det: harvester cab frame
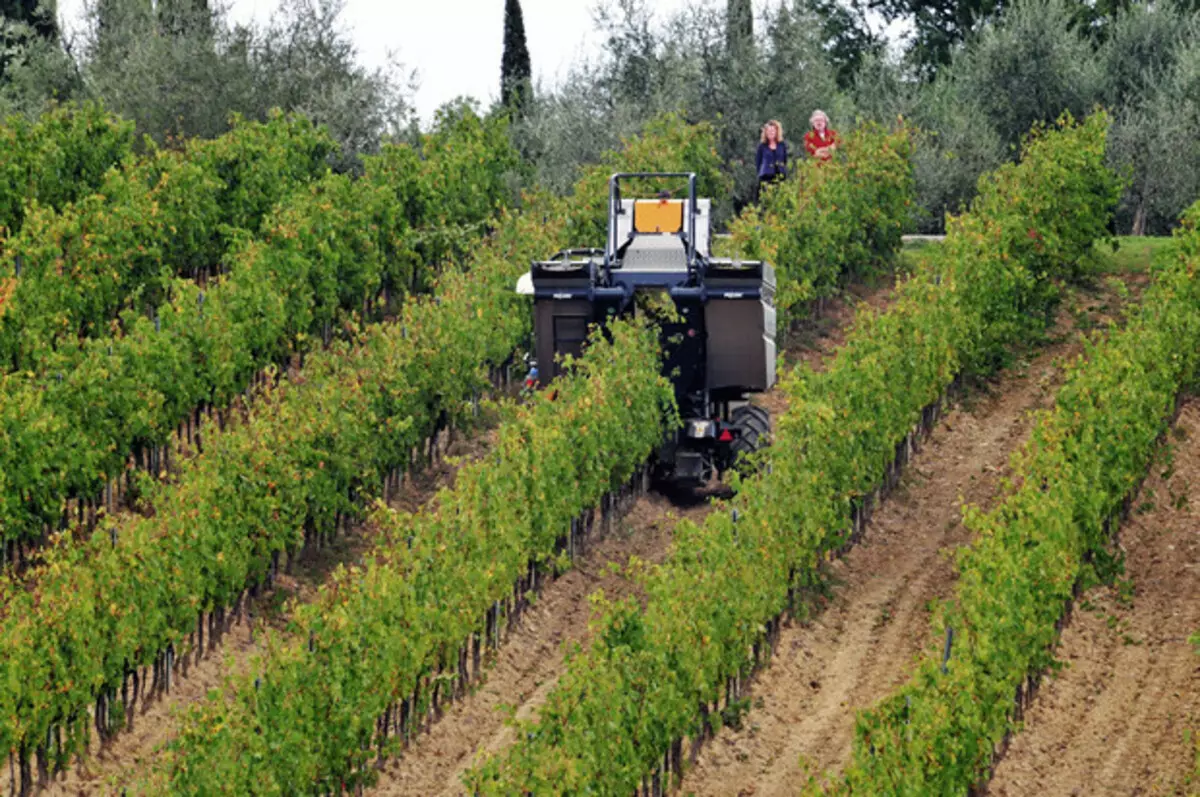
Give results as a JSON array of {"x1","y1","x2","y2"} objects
[{"x1": 516, "y1": 172, "x2": 777, "y2": 485}]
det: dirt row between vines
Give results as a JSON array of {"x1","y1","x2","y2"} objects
[
  {"x1": 40, "y1": 427, "x2": 497, "y2": 796},
  {"x1": 365, "y1": 279, "x2": 899, "y2": 797},
  {"x1": 677, "y1": 273, "x2": 1146, "y2": 797},
  {"x1": 366, "y1": 491, "x2": 705, "y2": 796},
  {"x1": 986, "y1": 400, "x2": 1200, "y2": 797}
]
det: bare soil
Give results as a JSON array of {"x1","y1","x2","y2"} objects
[
  {"x1": 986, "y1": 402, "x2": 1200, "y2": 797},
  {"x1": 42, "y1": 623, "x2": 260, "y2": 796},
  {"x1": 362, "y1": 278, "x2": 901, "y2": 797},
  {"x1": 31, "y1": 270, "x2": 1141, "y2": 797},
  {"x1": 675, "y1": 277, "x2": 1142, "y2": 797},
  {"x1": 783, "y1": 275, "x2": 897, "y2": 371},
  {"x1": 678, "y1": 343, "x2": 1071, "y2": 796},
  {"x1": 368, "y1": 492, "x2": 712, "y2": 797}
]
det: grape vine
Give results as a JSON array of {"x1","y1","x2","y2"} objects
[
  {"x1": 827, "y1": 197, "x2": 1200, "y2": 795},
  {"x1": 0, "y1": 102, "x2": 135, "y2": 243},
  {"x1": 0, "y1": 113, "x2": 724, "y2": 790},
  {"x1": 0, "y1": 107, "x2": 516, "y2": 560},
  {"x1": 152, "y1": 319, "x2": 675, "y2": 795},
  {"x1": 465, "y1": 112, "x2": 1121, "y2": 795}
]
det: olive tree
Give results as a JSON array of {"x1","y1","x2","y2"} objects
[
  {"x1": 512, "y1": 0, "x2": 845, "y2": 213},
  {"x1": 1110, "y1": 36, "x2": 1200, "y2": 233},
  {"x1": 851, "y1": 54, "x2": 1004, "y2": 231},
  {"x1": 1101, "y1": 2, "x2": 1200, "y2": 232},
  {"x1": 954, "y1": 0, "x2": 1102, "y2": 151},
  {"x1": 76, "y1": 0, "x2": 411, "y2": 166}
]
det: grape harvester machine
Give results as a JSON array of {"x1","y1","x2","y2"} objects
[{"x1": 516, "y1": 172, "x2": 776, "y2": 484}]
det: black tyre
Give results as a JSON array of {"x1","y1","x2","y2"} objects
[{"x1": 728, "y1": 403, "x2": 771, "y2": 468}]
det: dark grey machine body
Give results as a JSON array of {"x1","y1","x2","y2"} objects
[{"x1": 518, "y1": 173, "x2": 777, "y2": 484}]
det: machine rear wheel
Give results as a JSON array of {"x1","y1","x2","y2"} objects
[{"x1": 728, "y1": 403, "x2": 771, "y2": 468}]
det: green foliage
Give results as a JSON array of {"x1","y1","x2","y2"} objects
[
  {"x1": 1108, "y1": 28, "x2": 1200, "y2": 234},
  {"x1": 0, "y1": 112, "x2": 334, "y2": 370},
  {"x1": 869, "y1": 0, "x2": 1154, "y2": 80},
  {"x1": 803, "y1": 0, "x2": 885, "y2": 89},
  {"x1": 727, "y1": 0, "x2": 754, "y2": 54},
  {"x1": 1097, "y1": 2, "x2": 1199, "y2": 109},
  {"x1": 567, "y1": 112, "x2": 731, "y2": 244},
  {"x1": 466, "y1": 112, "x2": 1117, "y2": 796},
  {"x1": 850, "y1": 1, "x2": 1200, "y2": 235},
  {"x1": 399, "y1": 99, "x2": 523, "y2": 268},
  {"x1": 151, "y1": 318, "x2": 674, "y2": 795},
  {"x1": 0, "y1": 106, "x2": 516, "y2": 554},
  {"x1": 511, "y1": 2, "x2": 844, "y2": 212},
  {"x1": 831, "y1": 194, "x2": 1200, "y2": 797},
  {"x1": 0, "y1": 102, "x2": 134, "y2": 239},
  {"x1": 80, "y1": 0, "x2": 412, "y2": 161},
  {"x1": 0, "y1": 118, "x2": 683, "y2": 785},
  {"x1": 0, "y1": 173, "x2": 544, "y2": 784},
  {"x1": 955, "y1": 0, "x2": 1102, "y2": 152},
  {"x1": 155, "y1": 0, "x2": 214, "y2": 39},
  {"x1": 853, "y1": 65, "x2": 1007, "y2": 232},
  {"x1": 870, "y1": 0, "x2": 1006, "y2": 79},
  {"x1": 0, "y1": 0, "x2": 58, "y2": 84},
  {"x1": 946, "y1": 112, "x2": 1121, "y2": 372},
  {"x1": 0, "y1": 0, "x2": 57, "y2": 40},
  {"x1": 728, "y1": 123, "x2": 914, "y2": 318}
]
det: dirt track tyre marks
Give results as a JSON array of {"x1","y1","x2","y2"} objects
[
  {"x1": 32, "y1": 281, "x2": 896, "y2": 795},
  {"x1": 987, "y1": 402, "x2": 1200, "y2": 797},
  {"x1": 679, "y1": 339, "x2": 1075, "y2": 797},
  {"x1": 37, "y1": 622, "x2": 258, "y2": 796},
  {"x1": 366, "y1": 282, "x2": 902, "y2": 796}
]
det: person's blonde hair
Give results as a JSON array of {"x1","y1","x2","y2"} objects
[
  {"x1": 760, "y1": 119, "x2": 784, "y2": 144},
  {"x1": 810, "y1": 109, "x2": 830, "y2": 128}
]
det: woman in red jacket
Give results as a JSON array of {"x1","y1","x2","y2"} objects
[{"x1": 804, "y1": 110, "x2": 838, "y2": 162}]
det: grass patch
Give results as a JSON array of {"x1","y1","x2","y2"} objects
[
  {"x1": 1093, "y1": 235, "x2": 1174, "y2": 274},
  {"x1": 898, "y1": 236, "x2": 942, "y2": 275}
]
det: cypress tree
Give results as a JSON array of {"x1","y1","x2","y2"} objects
[
  {"x1": 500, "y1": 0, "x2": 532, "y2": 115},
  {"x1": 727, "y1": 0, "x2": 753, "y2": 55}
]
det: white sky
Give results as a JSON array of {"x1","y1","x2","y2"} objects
[{"x1": 58, "y1": 0, "x2": 698, "y2": 122}]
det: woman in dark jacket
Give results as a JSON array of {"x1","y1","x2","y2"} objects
[{"x1": 755, "y1": 119, "x2": 788, "y2": 190}]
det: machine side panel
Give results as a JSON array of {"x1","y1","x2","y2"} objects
[
  {"x1": 534, "y1": 299, "x2": 594, "y2": 380},
  {"x1": 705, "y1": 299, "x2": 776, "y2": 392},
  {"x1": 763, "y1": 302, "x2": 777, "y2": 389}
]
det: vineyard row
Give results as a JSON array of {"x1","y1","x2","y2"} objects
[
  {"x1": 149, "y1": 122, "x2": 915, "y2": 794},
  {"x1": 829, "y1": 197, "x2": 1200, "y2": 794},
  {"x1": 0, "y1": 108, "x2": 516, "y2": 557},
  {"x1": 150, "y1": 319, "x2": 674, "y2": 794},
  {"x1": 467, "y1": 112, "x2": 1122, "y2": 794},
  {"x1": 0, "y1": 102, "x2": 134, "y2": 245},
  {"x1": 1, "y1": 111, "x2": 333, "y2": 370},
  {"x1": 0, "y1": 115, "x2": 730, "y2": 792}
]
